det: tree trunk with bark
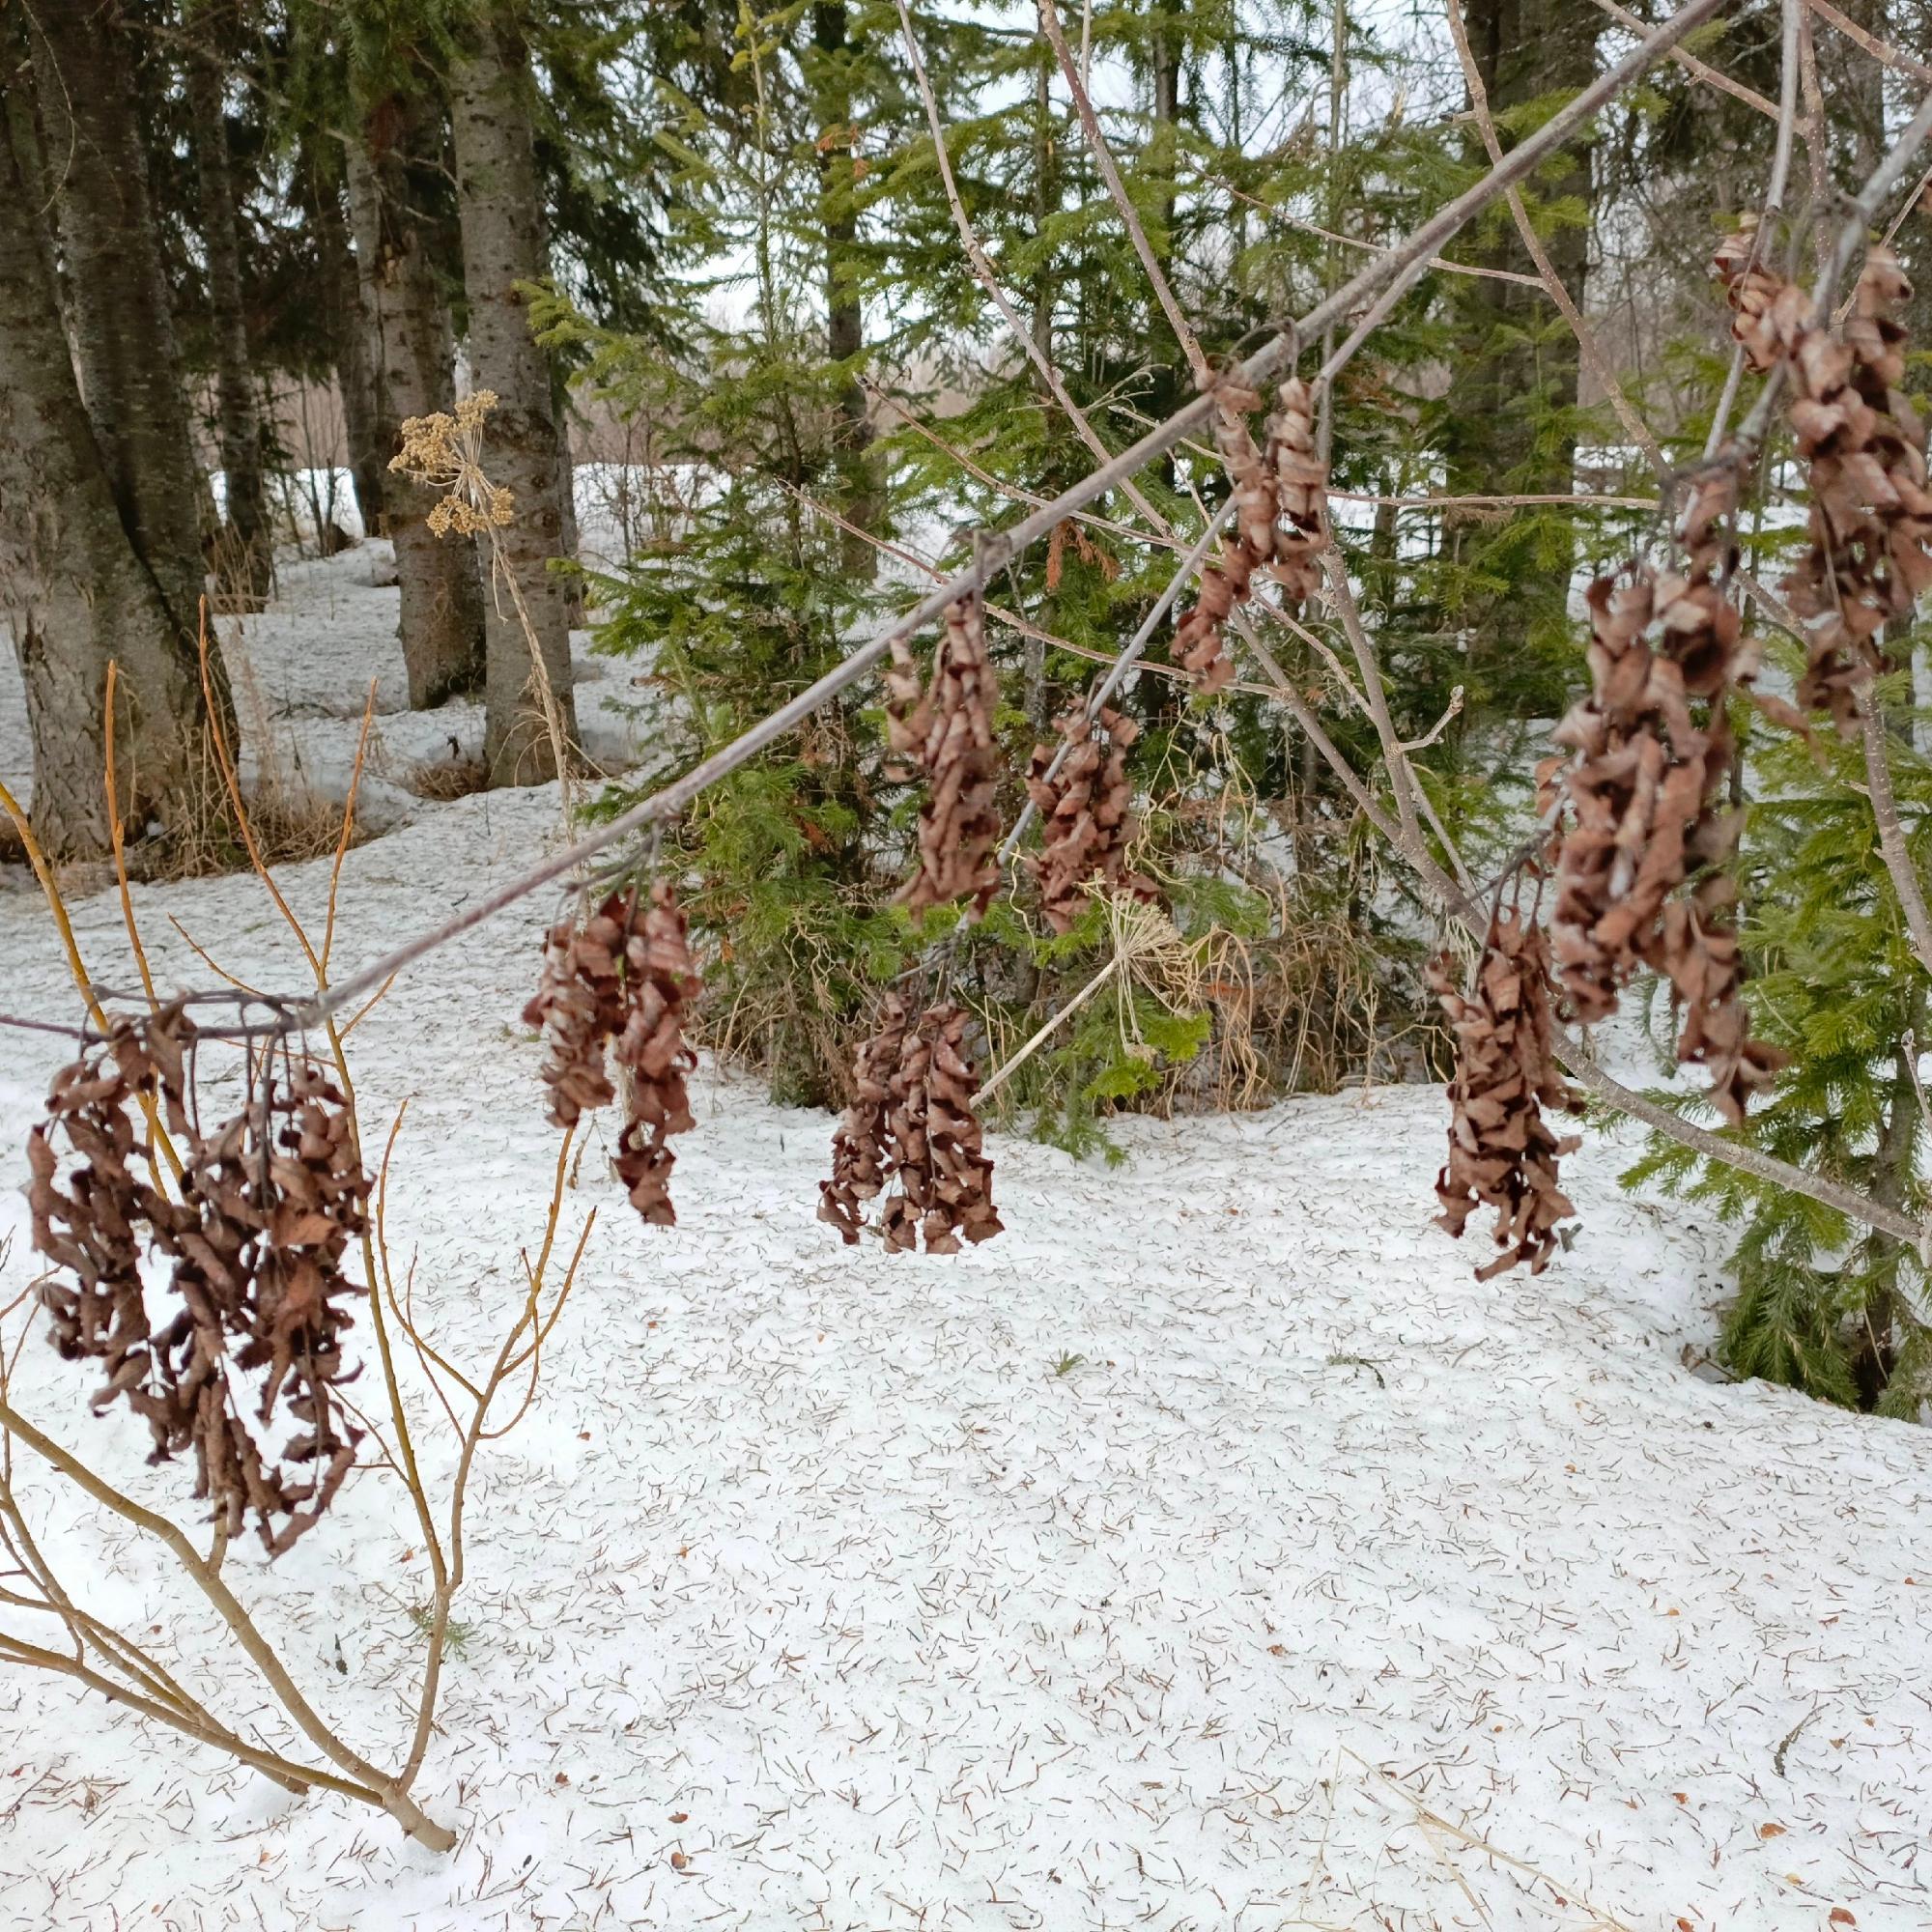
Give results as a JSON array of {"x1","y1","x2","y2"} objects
[
  {"x1": 812, "y1": 2, "x2": 880, "y2": 578},
  {"x1": 27, "y1": 1, "x2": 211, "y2": 646},
  {"x1": 1445, "y1": 0, "x2": 1600, "y2": 676},
  {"x1": 186, "y1": 45, "x2": 271, "y2": 608},
  {"x1": 449, "y1": 10, "x2": 581, "y2": 784},
  {"x1": 348, "y1": 95, "x2": 486, "y2": 709},
  {"x1": 0, "y1": 93, "x2": 212, "y2": 861},
  {"x1": 305, "y1": 149, "x2": 387, "y2": 541}
]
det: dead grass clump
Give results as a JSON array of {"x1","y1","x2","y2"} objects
[{"x1": 405, "y1": 753, "x2": 492, "y2": 802}]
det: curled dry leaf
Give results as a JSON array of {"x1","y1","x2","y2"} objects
[
  {"x1": 1548, "y1": 471, "x2": 1784, "y2": 1124},
  {"x1": 1783, "y1": 250, "x2": 1932, "y2": 732},
  {"x1": 28, "y1": 1005, "x2": 369, "y2": 1555},
  {"x1": 819, "y1": 997, "x2": 1003, "y2": 1255},
  {"x1": 1024, "y1": 705, "x2": 1158, "y2": 935},
  {"x1": 523, "y1": 885, "x2": 701, "y2": 1224},
  {"x1": 1428, "y1": 912, "x2": 1582, "y2": 1279},
  {"x1": 611, "y1": 884, "x2": 701, "y2": 1226},
  {"x1": 1175, "y1": 371, "x2": 1331, "y2": 693},
  {"x1": 888, "y1": 593, "x2": 1002, "y2": 919}
]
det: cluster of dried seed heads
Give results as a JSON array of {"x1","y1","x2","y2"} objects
[
  {"x1": 524, "y1": 885, "x2": 700, "y2": 1224},
  {"x1": 887, "y1": 592, "x2": 1003, "y2": 919},
  {"x1": 1428, "y1": 912, "x2": 1582, "y2": 1280},
  {"x1": 1548, "y1": 474, "x2": 1784, "y2": 1124},
  {"x1": 28, "y1": 1004, "x2": 368, "y2": 1555},
  {"x1": 820, "y1": 996, "x2": 1003, "y2": 1254},
  {"x1": 1024, "y1": 705, "x2": 1157, "y2": 934}
]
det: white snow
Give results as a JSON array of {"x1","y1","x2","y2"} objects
[{"x1": 2, "y1": 562, "x2": 1930, "y2": 1931}]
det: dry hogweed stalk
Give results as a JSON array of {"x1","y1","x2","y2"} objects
[
  {"x1": 1024, "y1": 704, "x2": 1157, "y2": 935},
  {"x1": 390, "y1": 389, "x2": 516, "y2": 537},
  {"x1": 1428, "y1": 911, "x2": 1582, "y2": 1280},
  {"x1": 524, "y1": 886, "x2": 702, "y2": 1224},
  {"x1": 887, "y1": 591, "x2": 1002, "y2": 918},
  {"x1": 819, "y1": 999, "x2": 1003, "y2": 1255},
  {"x1": 1548, "y1": 473, "x2": 1785, "y2": 1123},
  {"x1": 28, "y1": 1006, "x2": 371, "y2": 1555},
  {"x1": 611, "y1": 884, "x2": 701, "y2": 1226},
  {"x1": 1782, "y1": 249, "x2": 1932, "y2": 732}
]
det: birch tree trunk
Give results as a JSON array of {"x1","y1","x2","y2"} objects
[
  {"x1": 186, "y1": 45, "x2": 271, "y2": 607},
  {"x1": 0, "y1": 91, "x2": 211, "y2": 861},
  {"x1": 348, "y1": 98, "x2": 487, "y2": 709},
  {"x1": 449, "y1": 10, "x2": 580, "y2": 784}
]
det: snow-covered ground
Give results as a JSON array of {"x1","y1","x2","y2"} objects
[{"x1": 2, "y1": 560, "x2": 1931, "y2": 1930}]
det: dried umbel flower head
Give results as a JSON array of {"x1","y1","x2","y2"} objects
[
  {"x1": 1548, "y1": 472, "x2": 1784, "y2": 1124},
  {"x1": 1024, "y1": 704, "x2": 1157, "y2": 935},
  {"x1": 523, "y1": 884, "x2": 702, "y2": 1224},
  {"x1": 888, "y1": 592, "x2": 1003, "y2": 919},
  {"x1": 28, "y1": 1006, "x2": 370, "y2": 1555},
  {"x1": 391, "y1": 388, "x2": 517, "y2": 539},
  {"x1": 1428, "y1": 912, "x2": 1581, "y2": 1280},
  {"x1": 819, "y1": 998, "x2": 1003, "y2": 1254}
]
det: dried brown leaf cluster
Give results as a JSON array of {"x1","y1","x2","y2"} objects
[
  {"x1": 1548, "y1": 478, "x2": 1784, "y2": 1124},
  {"x1": 887, "y1": 593, "x2": 1002, "y2": 919},
  {"x1": 1718, "y1": 232, "x2": 1932, "y2": 732},
  {"x1": 1175, "y1": 374, "x2": 1331, "y2": 691},
  {"x1": 819, "y1": 996, "x2": 1003, "y2": 1254},
  {"x1": 1024, "y1": 705, "x2": 1156, "y2": 934},
  {"x1": 27, "y1": 1005, "x2": 368, "y2": 1554},
  {"x1": 1265, "y1": 377, "x2": 1328, "y2": 604},
  {"x1": 523, "y1": 885, "x2": 700, "y2": 1224},
  {"x1": 1428, "y1": 913, "x2": 1581, "y2": 1280},
  {"x1": 1786, "y1": 254, "x2": 1932, "y2": 730}
]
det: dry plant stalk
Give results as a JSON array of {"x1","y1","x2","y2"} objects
[
  {"x1": 1024, "y1": 704, "x2": 1156, "y2": 934},
  {"x1": 1428, "y1": 910, "x2": 1582, "y2": 1279},
  {"x1": 887, "y1": 591, "x2": 1002, "y2": 918},
  {"x1": 390, "y1": 389, "x2": 575, "y2": 800},
  {"x1": 1548, "y1": 472, "x2": 1785, "y2": 1124},
  {"x1": 1175, "y1": 374, "x2": 1330, "y2": 690},
  {"x1": 820, "y1": 997, "x2": 1003, "y2": 1254},
  {"x1": 1, "y1": 663, "x2": 595, "y2": 1851},
  {"x1": 523, "y1": 884, "x2": 700, "y2": 1224}
]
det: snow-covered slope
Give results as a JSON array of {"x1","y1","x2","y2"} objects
[{"x1": 1, "y1": 568, "x2": 1929, "y2": 1931}]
